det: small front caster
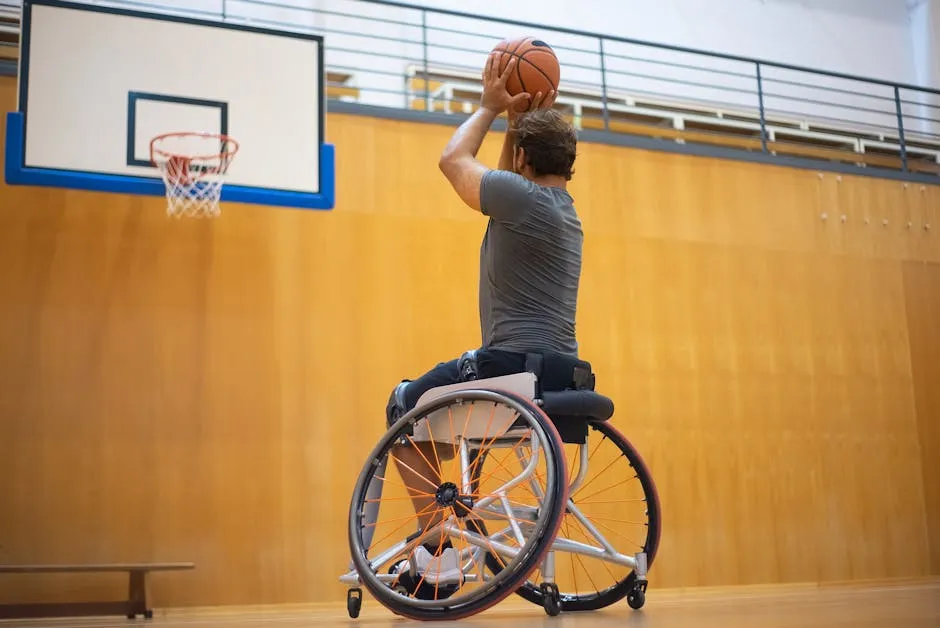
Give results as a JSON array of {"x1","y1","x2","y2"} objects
[
  {"x1": 627, "y1": 581, "x2": 647, "y2": 610},
  {"x1": 143, "y1": 610, "x2": 154, "y2": 620},
  {"x1": 539, "y1": 582, "x2": 561, "y2": 617},
  {"x1": 346, "y1": 587, "x2": 363, "y2": 619}
]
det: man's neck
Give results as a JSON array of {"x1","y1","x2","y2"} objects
[{"x1": 531, "y1": 174, "x2": 567, "y2": 189}]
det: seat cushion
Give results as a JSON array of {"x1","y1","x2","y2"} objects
[{"x1": 541, "y1": 390, "x2": 615, "y2": 423}]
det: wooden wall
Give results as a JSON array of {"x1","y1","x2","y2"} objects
[{"x1": 1, "y1": 73, "x2": 938, "y2": 608}]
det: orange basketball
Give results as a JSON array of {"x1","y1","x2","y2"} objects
[{"x1": 491, "y1": 36, "x2": 560, "y2": 110}]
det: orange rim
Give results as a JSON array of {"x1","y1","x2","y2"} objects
[{"x1": 149, "y1": 132, "x2": 240, "y2": 166}]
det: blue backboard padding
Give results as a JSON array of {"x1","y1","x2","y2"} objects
[{"x1": 4, "y1": 112, "x2": 336, "y2": 210}]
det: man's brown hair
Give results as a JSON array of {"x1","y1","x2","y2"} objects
[{"x1": 514, "y1": 108, "x2": 577, "y2": 181}]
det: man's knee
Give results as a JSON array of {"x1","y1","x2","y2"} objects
[
  {"x1": 386, "y1": 380, "x2": 412, "y2": 427},
  {"x1": 385, "y1": 358, "x2": 466, "y2": 428}
]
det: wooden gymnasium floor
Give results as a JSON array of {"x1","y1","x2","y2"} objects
[{"x1": 4, "y1": 580, "x2": 939, "y2": 628}]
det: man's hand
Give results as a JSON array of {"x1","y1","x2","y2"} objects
[
  {"x1": 480, "y1": 52, "x2": 531, "y2": 115},
  {"x1": 499, "y1": 89, "x2": 556, "y2": 171},
  {"x1": 438, "y1": 57, "x2": 559, "y2": 212},
  {"x1": 507, "y1": 88, "x2": 557, "y2": 128}
]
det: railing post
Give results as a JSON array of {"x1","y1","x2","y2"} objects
[
  {"x1": 421, "y1": 10, "x2": 430, "y2": 112},
  {"x1": 894, "y1": 85, "x2": 908, "y2": 172},
  {"x1": 221, "y1": 0, "x2": 226, "y2": 19},
  {"x1": 755, "y1": 62, "x2": 768, "y2": 153},
  {"x1": 599, "y1": 38, "x2": 609, "y2": 131}
]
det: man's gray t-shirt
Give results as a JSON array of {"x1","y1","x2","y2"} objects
[{"x1": 478, "y1": 169, "x2": 583, "y2": 357}]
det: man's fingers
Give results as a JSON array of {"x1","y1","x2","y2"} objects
[
  {"x1": 498, "y1": 56, "x2": 515, "y2": 84},
  {"x1": 509, "y1": 92, "x2": 531, "y2": 110},
  {"x1": 530, "y1": 89, "x2": 557, "y2": 110},
  {"x1": 483, "y1": 52, "x2": 494, "y2": 82},
  {"x1": 487, "y1": 52, "x2": 503, "y2": 83}
]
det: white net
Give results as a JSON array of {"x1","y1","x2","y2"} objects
[{"x1": 150, "y1": 133, "x2": 239, "y2": 218}]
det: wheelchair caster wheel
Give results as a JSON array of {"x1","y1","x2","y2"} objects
[
  {"x1": 539, "y1": 582, "x2": 561, "y2": 617},
  {"x1": 143, "y1": 610, "x2": 154, "y2": 620},
  {"x1": 347, "y1": 587, "x2": 362, "y2": 619},
  {"x1": 626, "y1": 582, "x2": 647, "y2": 610}
]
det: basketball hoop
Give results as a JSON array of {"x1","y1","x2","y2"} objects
[{"x1": 150, "y1": 132, "x2": 239, "y2": 218}]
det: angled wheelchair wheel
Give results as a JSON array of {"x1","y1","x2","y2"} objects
[
  {"x1": 346, "y1": 388, "x2": 569, "y2": 621},
  {"x1": 488, "y1": 420, "x2": 661, "y2": 612}
]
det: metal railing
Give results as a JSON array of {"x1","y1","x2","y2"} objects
[
  {"x1": 0, "y1": 0, "x2": 20, "y2": 38},
  {"x1": 7, "y1": 0, "x2": 940, "y2": 176}
]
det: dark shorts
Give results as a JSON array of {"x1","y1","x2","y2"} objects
[{"x1": 385, "y1": 349, "x2": 593, "y2": 427}]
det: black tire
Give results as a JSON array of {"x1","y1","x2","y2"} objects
[
  {"x1": 347, "y1": 389, "x2": 570, "y2": 622},
  {"x1": 509, "y1": 420, "x2": 661, "y2": 612}
]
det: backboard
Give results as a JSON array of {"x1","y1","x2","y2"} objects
[{"x1": 4, "y1": 0, "x2": 335, "y2": 210}]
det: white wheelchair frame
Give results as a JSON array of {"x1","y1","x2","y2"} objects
[{"x1": 340, "y1": 371, "x2": 650, "y2": 618}]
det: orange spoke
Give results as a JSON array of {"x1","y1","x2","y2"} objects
[
  {"x1": 374, "y1": 474, "x2": 435, "y2": 497},
  {"x1": 473, "y1": 437, "x2": 541, "y2": 496},
  {"x1": 363, "y1": 509, "x2": 434, "y2": 529},
  {"x1": 412, "y1": 527, "x2": 454, "y2": 601},
  {"x1": 403, "y1": 435, "x2": 444, "y2": 485},
  {"x1": 572, "y1": 475, "x2": 642, "y2": 504},
  {"x1": 576, "y1": 514, "x2": 649, "y2": 527},
  {"x1": 568, "y1": 515, "x2": 621, "y2": 587},
  {"x1": 424, "y1": 421, "x2": 444, "y2": 488},
  {"x1": 586, "y1": 433, "x2": 609, "y2": 464},
  {"x1": 572, "y1": 498, "x2": 647, "y2": 506},
  {"x1": 573, "y1": 511, "x2": 645, "y2": 550},
  {"x1": 452, "y1": 515, "x2": 487, "y2": 589},
  {"x1": 367, "y1": 502, "x2": 443, "y2": 554},
  {"x1": 569, "y1": 454, "x2": 626, "y2": 500},
  {"x1": 559, "y1": 518, "x2": 581, "y2": 597},
  {"x1": 464, "y1": 407, "x2": 505, "y2": 483},
  {"x1": 365, "y1": 495, "x2": 427, "y2": 504},
  {"x1": 472, "y1": 464, "x2": 542, "y2": 503},
  {"x1": 468, "y1": 517, "x2": 513, "y2": 571},
  {"x1": 388, "y1": 454, "x2": 441, "y2": 493}
]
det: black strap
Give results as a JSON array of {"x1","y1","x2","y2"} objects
[
  {"x1": 573, "y1": 364, "x2": 595, "y2": 390},
  {"x1": 525, "y1": 353, "x2": 544, "y2": 396}
]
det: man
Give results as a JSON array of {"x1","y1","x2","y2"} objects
[{"x1": 385, "y1": 54, "x2": 585, "y2": 598}]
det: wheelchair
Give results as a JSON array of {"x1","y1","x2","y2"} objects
[{"x1": 339, "y1": 358, "x2": 662, "y2": 621}]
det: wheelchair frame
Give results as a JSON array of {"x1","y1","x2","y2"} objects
[{"x1": 340, "y1": 372, "x2": 659, "y2": 620}]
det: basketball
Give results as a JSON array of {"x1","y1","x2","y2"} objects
[{"x1": 491, "y1": 36, "x2": 560, "y2": 109}]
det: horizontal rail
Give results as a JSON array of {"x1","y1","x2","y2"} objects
[
  {"x1": 5, "y1": 0, "x2": 937, "y2": 179},
  {"x1": 340, "y1": 0, "x2": 940, "y2": 96}
]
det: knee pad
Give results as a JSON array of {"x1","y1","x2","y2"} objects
[
  {"x1": 458, "y1": 350, "x2": 479, "y2": 382},
  {"x1": 386, "y1": 380, "x2": 411, "y2": 427}
]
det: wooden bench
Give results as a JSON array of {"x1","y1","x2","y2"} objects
[{"x1": 0, "y1": 562, "x2": 195, "y2": 620}]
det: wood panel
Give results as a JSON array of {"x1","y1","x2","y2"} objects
[
  {"x1": 0, "y1": 74, "x2": 938, "y2": 609},
  {"x1": 903, "y1": 260, "x2": 940, "y2": 574}
]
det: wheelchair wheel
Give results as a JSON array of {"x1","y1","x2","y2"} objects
[
  {"x1": 488, "y1": 420, "x2": 661, "y2": 612},
  {"x1": 347, "y1": 389, "x2": 569, "y2": 621}
]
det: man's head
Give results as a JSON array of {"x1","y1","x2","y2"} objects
[{"x1": 512, "y1": 108, "x2": 577, "y2": 183}]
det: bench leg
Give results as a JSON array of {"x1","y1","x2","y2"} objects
[{"x1": 127, "y1": 570, "x2": 152, "y2": 619}]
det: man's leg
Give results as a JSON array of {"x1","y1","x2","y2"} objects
[
  {"x1": 384, "y1": 359, "x2": 468, "y2": 598},
  {"x1": 385, "y1": 359, "x2": 462, "y2": 536}
]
